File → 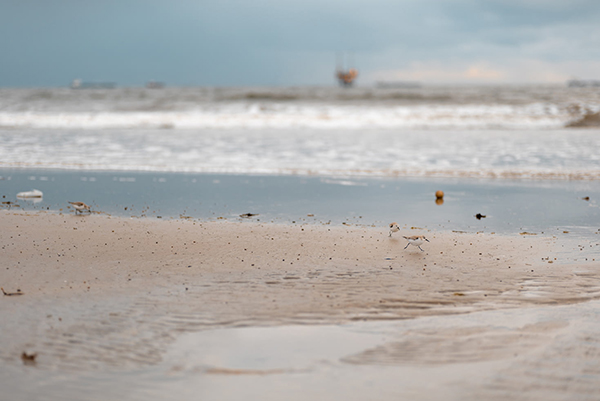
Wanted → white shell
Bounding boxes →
[17,189,43,198]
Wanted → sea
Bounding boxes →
[1,84,600,234]
[1,84,600,179]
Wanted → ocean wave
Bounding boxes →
[566,110,600,128]
[2,161,600,180]
[2,126,600,181]
[220,92,300,101]
[1,85,599,130]
[0,103,576,130]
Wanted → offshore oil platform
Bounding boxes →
[335,53,358,87]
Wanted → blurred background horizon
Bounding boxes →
[2,0,600,88]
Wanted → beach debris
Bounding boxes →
[389,222,400,237]
[435,190,445,204]
[17,189,43,198]
[240,213,259,218]
[475,213,487,220]
[68,201,91,214]
[520,232,537,236]
[21,352,37,366]
[582,196,590,201]
[1,287,23,296]
[1,201,16,209]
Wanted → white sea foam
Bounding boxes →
[2,128,600,180]
[0,104,578,130]
[1,86,600,179]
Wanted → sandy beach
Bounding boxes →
[3,209,596,314]
[5,3,600,398]
[2,209,600,399]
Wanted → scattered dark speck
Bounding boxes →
[21,352,37,365]
[240,213,259,218]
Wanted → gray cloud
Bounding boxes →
[1,0,600,86]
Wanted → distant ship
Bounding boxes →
[376,81,422,89]
[70,79,116,89]
[145,80,165,89]
[567,79,600,88]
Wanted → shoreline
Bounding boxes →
[2,168,600,239]
[4,162,600,181]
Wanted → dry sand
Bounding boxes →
[2,210,600,400]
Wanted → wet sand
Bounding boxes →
[2,210,600,400]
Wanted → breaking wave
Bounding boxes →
[0,104,579,130]
[0,85,599,130]
[2,127,600,180]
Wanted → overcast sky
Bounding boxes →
[2,0,600,87]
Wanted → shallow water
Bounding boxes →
[2,168,600,238]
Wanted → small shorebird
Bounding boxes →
[69,201,91,214]
[403,235,429,252]
[389,222,400,237]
